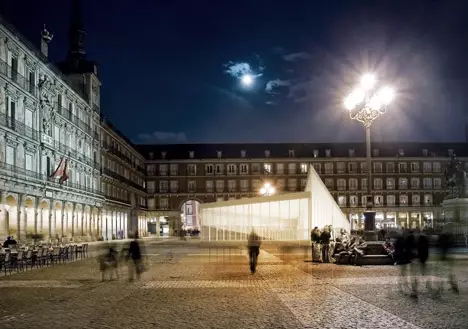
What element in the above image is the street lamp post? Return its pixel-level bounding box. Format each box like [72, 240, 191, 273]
[260, 182, 275, 196]
[344, 74, 395, 232]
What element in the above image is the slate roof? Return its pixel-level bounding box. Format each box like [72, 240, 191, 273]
[135, 142, 468, 160]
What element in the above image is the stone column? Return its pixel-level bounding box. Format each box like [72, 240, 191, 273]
[33, 205, 38, 235]
[0, 192, 7, 241]
[49, 202, 55, 239]
[18, 195, 26, 241]
[156, 215, 161, 238]
[81, 211, 85, 236]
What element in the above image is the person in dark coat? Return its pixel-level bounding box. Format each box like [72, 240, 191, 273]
[311, 227, 321, 262]
[127, 233, 143, 282]
[320, 227, 331, 263]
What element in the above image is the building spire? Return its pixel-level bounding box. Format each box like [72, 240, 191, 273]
[67, 0, 87, 61]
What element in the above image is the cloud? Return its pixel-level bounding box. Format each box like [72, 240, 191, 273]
[213, 87, 253, 109]
[224, 62, 252, 77]
[265, 101, 276, 105]
[265, 79, 291, 93]
[283, 52, 311, 62]
[137, 131, 187, 144]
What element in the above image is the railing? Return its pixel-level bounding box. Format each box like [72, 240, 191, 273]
[0, 115, 38, 140]
[102, 168, 145, 192]
[0, 161, 44, 181]
[57, 106, 92, 136]
[0, 59, 36, 96]
[106, 195, 131, 204]
[52, 178, 101, 195]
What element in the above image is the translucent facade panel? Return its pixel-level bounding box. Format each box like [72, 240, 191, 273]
[200, 166, 349, 241]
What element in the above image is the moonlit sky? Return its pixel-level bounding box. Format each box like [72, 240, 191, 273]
[3, 0, 468, 144]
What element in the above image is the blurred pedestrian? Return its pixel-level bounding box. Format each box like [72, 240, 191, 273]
[320, 227, 331, 263]
[99, 244, 119, 282]
[433, 229, 459, 296]
[127, 232, 143, 282]
[311, 227, 321, 262]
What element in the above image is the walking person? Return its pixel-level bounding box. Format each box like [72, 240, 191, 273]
[127, 232, 143, 282]
[320, 227, 331, 263]
[311, 227, 321, 262]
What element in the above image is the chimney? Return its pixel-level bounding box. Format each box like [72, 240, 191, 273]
[40, 25, 54, 58]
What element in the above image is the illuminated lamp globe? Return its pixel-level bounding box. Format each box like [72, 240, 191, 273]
[361, 73, 376, 90]
[378, 86, 395, 106]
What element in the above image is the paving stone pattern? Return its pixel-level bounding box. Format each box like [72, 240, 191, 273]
[0, 240, 466, 329]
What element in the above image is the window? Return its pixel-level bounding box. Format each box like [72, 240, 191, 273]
[433, 162, 441, 172]
[448, 149, 454, 157]
[300, 163, 308, 173]
[170, 180, 178, 192]
[422, 149, 428, 156]
[338, 196, 346, 206]
[350, 196, 358, 206]
[187, 180, 196, 192]
[411, 178, 420, 189]
[287, 178, 297, 191]
[386, 163, 395, 173]
[360, 162, 367, 173]
[188, 164, 197, 175]
[424, 194, 433, 205]
[189, 151, 194, 159]
[264, 150, 271, 157]
[213, 164, 223, 175]
[25, 154, 33, 171]
[312, 163, 321, 173]
[433, 178, 442, 189]
[398, 149, 404, 156]
[159, 164, 168, 176]
[386, 178, 395, 189]
[374, 162, 382, 173]
[240, 180, 248, 191]
[240, 150, 246, 158]
[325, 178, 333, 189]
[240, 164, 248, 174]
[25, 109, 33, 129]
[264, 163, 272, 173]
[6, 146, 14, 165]
[373, 149, 379, 157]
[217, 151, 222, 158]
[398, 162, 407, 173]
[300, 178, 307, 189]
[348, 149, 355, 157]
[276, 163, 284, 174]
[346, 162, 356, 174]
[287, 163, 296, 174]
[399, 194, 408, 205]
[276, 179, 285, 190]
[398, 178, 408, 188]
[361, 178, 367, 189]
[387, 195, 396, 206]
[170, 164, 178, 175]
[423, 162, 432, 173]
[205, 164, 214, 175]
[324, 163, 333, 174]
[412, 194, 420, 205]
[147, 164, 156, 175]
[411, 162, 419, 172]
[252, 163, 260, 174]
[313, 149, 319, 158]
[337, 179, 346, 190]
[349, 178, 358, 190]
[288, 150, 295, 157]
[216, 180, 224, 192]
[205, 180, 214, 192]
[147, 181, 155, 193]
[325, 149, 331, 157]
[228, 180, 236, 191]
[374, 195, 383, 206]
[159, 198, 169, 209]
[361, 195, 367, 207]
[227, 164, 236, 174]
[423, 178, 432, 189]
[161, 151, 166, 159]
[374, 178, 383, 189]
[337, 162, 345, 173]
[159, 180, 168, 192]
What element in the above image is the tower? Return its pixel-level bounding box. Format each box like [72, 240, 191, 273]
[58, 0, 101, 113]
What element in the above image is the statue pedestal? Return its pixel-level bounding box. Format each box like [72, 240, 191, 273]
[441, 198, 468, 232]
[363, 211, 378, 241]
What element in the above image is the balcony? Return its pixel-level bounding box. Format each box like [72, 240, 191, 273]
[0, 161, 44, 182]
[56, 179, 101, 195]
[106, 195, 130, 205]
[102, 168, 145, 192]
[0, 115, 38, 140]
[0, 59, 37, 97]
[57, 106, 92, 136]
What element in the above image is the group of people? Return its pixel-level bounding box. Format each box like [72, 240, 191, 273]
[310, 226, 333, 263]
[99, 231, 146, 282]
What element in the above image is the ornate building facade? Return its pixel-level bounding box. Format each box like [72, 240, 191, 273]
[0, 6, 149, 242]
[139, 143, 468, 233]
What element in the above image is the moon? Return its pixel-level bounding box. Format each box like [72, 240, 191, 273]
[241, 74, 254, 86]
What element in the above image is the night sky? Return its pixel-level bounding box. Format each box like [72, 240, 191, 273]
[2, 0, 468, 144]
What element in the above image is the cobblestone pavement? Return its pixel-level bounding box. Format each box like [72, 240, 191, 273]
[0, 240, 466, 329]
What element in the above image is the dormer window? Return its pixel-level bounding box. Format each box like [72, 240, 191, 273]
[349, 149, 355, 157]
[217, 151, 222, 158]
[373, 149, 379, 157]
[398, 149, 404, 156]
[448, 149, 454, 157]
[189, 151, 194, 159]
[313, 149, 319, 158]
[161, 151, 166, 159]
[265, 150, 271, 158]
[325, 149, 331, 157]
[240, 150, 246, 158]
[288, 150, 295, 158]
[422, 149, 428, 157]
[149, 152, 154, 160]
